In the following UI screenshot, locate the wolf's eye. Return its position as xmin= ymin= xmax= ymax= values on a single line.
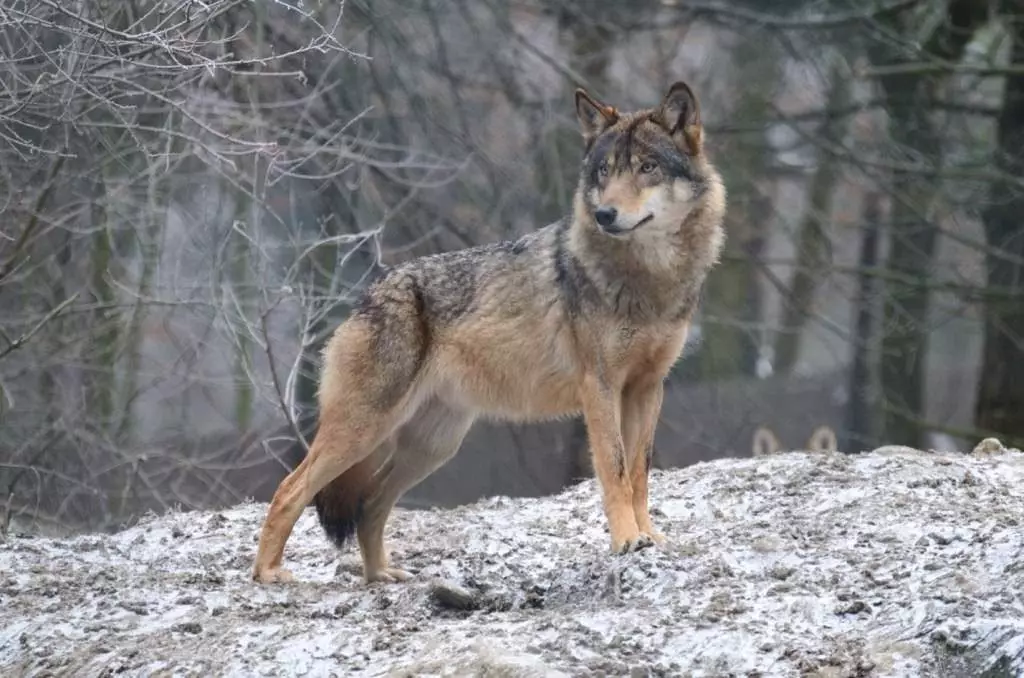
xmin=598 ymin=161 xmax=609 ymax=177
xmin=639 ymin=161 xmax=657 ymax=174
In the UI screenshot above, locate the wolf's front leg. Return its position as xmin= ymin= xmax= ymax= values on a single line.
xmin=621 ymin=380 xmax=665 ymax=544
xmin=580 ymin=375 xmax=652 ymax=553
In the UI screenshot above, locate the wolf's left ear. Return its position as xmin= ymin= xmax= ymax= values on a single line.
xmin=658 ymin=81 xmax=702 ymax=155
xmin=575 ymin=88 xmax=618 ymax=145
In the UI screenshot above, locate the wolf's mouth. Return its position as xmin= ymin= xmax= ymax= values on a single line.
xmin=608 ymin=213 xmax=653 ymax=235
xmin=600 ymin=213 xmax=654 ymax=236
xmin=631 ymin=214 xmax=654 ymax=230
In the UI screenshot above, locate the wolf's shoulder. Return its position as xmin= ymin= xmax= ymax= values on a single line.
xmin=355 ymin=218 xmax=563 ymax=302
xmin=390 ymin=218 xmax=564 ymax=275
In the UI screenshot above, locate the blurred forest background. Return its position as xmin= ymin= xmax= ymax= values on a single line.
xmin=2 ymin=0 xmax=1022 ymax=535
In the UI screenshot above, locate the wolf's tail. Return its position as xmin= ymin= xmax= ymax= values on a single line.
xmin=302 ymin=413 xmax=385 ymax=549
xmin=291 ymin=417 xmax=362 ymax=548
xmin=312 ymin=452 xmax=382 ymax=548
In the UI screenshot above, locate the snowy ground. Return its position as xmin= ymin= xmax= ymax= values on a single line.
xmin=3 ymin=443 xmax=1024 ymax=677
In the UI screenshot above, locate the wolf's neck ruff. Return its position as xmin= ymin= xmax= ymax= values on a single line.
xmin=565 ymin=180 xmax=724 ymax=325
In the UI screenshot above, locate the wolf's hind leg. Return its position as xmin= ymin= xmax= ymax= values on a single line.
xmin=252 ymin=302 xmax=427 ymax=585
xmin=357 ymin=397 xmax=474 ymax=583
xmin=252 ymin=418 xmax=391 ymax=584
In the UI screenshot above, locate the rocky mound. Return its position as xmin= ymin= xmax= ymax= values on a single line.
xmin=3 ymin=444 xmax=1024 ymax=677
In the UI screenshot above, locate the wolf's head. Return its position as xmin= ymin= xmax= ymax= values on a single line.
xmin=573 ymin=81 xmax=723 ymax=242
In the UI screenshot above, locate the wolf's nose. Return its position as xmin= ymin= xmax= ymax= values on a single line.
xmin=595 ymin=206 xmax=617 ymax=228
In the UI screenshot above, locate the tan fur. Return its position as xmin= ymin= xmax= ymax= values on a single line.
xmin=808 ymin=425 xmax=839 ymax=453
xmin=252 ymin=81 xmax=728 ymax=585
xmin=751 ymin=425 xmax=839 ymax=457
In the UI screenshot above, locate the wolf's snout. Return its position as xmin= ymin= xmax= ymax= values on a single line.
xmin=595 ymin=206 xmax=617 ymax=228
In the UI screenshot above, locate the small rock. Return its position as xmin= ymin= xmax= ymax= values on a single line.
xmin=482 ymin=592 xmax=513 ymax=612
xmin=870 ymin=444 xmax=921 ymax=456
xmin=335 ymin=559 xmax=363 ymax=578
xmin=429 ymin=578 xmax=478 ymax=610
xmin=119 ymin=601 xmax=148 ymax=616
xmin=856 ymin=659 xmax=877 ymax=675
xmin=172 ymin=621 xmax=202 ymax=634
xmin=604 ymin=568 xmax=624 ymax=603
xmin=835 ymin=600 xmax=870 ymax=615
xmin=971 ymin=437 xmax=1005 ymax=456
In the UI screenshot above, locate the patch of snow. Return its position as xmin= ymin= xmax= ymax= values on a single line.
xmin=2 ymin=447 xmax=1024 ymax=677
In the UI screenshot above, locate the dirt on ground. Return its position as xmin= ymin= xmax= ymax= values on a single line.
xmin=3 ymin=443 xmax=1024 ymax=677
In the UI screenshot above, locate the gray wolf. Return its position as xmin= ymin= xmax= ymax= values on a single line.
xmin=752 ymin=425 xmax=839 ymax=457
xmin=252 ymin=80 xmax=727 ymax=585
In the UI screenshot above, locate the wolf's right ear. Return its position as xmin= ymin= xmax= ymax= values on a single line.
xmin=575 ymin=88 xmax=618 ymax=144
xmin=752 ymin=426 xmax=779 ymax=458
xmin=658 ymin=81 xmax=703 ymax=155
xmin=807 ymin=425 xmax=838 ymax=453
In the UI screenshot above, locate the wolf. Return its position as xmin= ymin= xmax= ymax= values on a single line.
xmin=751 ymin=425 xmax=839 ymax=457
xmin=252 ymin=80 xmax=727 ymax=585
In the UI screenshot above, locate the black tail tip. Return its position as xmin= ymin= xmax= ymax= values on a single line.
xmin=313 ymin=490 xmax=363 ymax=549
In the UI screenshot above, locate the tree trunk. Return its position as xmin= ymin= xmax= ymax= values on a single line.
xmin=845 ymin=193 xmax=884 ymax=451
xmin=874 ymin=0 xmax=988 ymax=448
xmin=89 ymin=178 xmax=117 ymax=432
xmin=771 ymin=159 xmax=837 ymax=375
xmin=117 ymin=159 xmax=167 ymax=442
xmin=691 ymin=39 xmax=778 ymax=381
xmin=772 ymin=64 xmax=847 ymax=374
xmin=975 ymin=13 xmax=1024 ymax=445
xmin=878 ymin=173 xmax=940 ymax=448
xmin=231 ymin=192 xmax=254 ymax=432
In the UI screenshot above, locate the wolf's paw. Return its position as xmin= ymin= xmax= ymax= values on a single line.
xmin=636 ymin=517 xmax=666 ymax=544
xmin=365 ymin=567 xmax=414 ymax=584
xmin=252 ymin=566 xmax=294 ymax=584
xmin=642 ymin=529 xmax=666 ymax=545
xmin=612 ymin=533 xmax=655 ymax=554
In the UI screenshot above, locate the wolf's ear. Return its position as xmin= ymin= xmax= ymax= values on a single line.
xmin=752 ymin=426 xmax=779 ymax=458
xmin=575 ymin=88 xmax=618 ymax=144
xmin=807 ymin=425 xmax=838 ymax=453
xmin=658 ymin=81 xmax=703 ymax=155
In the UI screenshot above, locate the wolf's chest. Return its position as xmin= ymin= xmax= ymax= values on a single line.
xmin=604 ymin=321 xmax=690 ymax=378
xmin=598 ymin=276 xmax=696 ymax=327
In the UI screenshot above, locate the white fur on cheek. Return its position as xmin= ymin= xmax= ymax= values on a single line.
xmin=641 ymin=190 xmax=664 ymax=221
xmin=645 ymin=180 xmax=694 ymax=233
